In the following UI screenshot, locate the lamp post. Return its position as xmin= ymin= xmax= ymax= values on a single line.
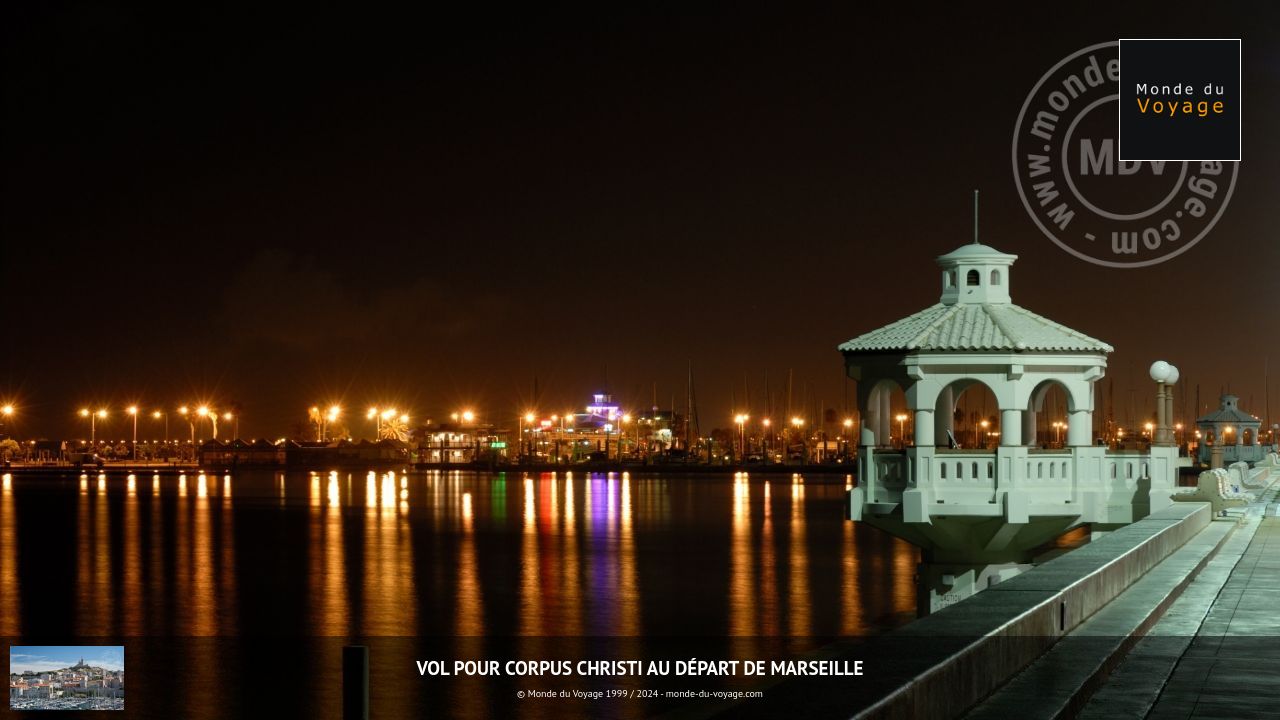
xmin=197 ymin=406 xmax=217 ymax=440
xmin=152 ymin=410 xmax=169 ymax=443
xmin=127 ymin=406 xmax=138 ymax=461
xmin=1 ymin=405 xmax=13 ymax=439
xmin=790 ymin=416 xmax=805 ymax=463
xmin=179 ymin=406 xmax=196 ymax=446
xmin=842 ymin=418 xmax=853 ymax=459
xmin=80 ymin=408 xmax=107 ymax=445
xmin=762 ymin=418 xmax=772 ymax=462
xmin=895 ymin=413 xmax=908 ymax=449
xmin=326 ymin=406 xmax=341 ymax=441
xmin=979 ymin=419 xmax=990 ymax=448
xmin=223 ymin=412 xmax=236 ymax=441
xmin=521 ymin=412 xmax=535 ymax=462
xmin=620 ymin=412 xmax=631 ymax=462
xmin=1148 ymin=361 xmax=1180 ymax=446
xmin=733 ymin=414 xmax=748 ymax=461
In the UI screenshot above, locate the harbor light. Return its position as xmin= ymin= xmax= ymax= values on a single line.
xmin=1 ymin=405 xmax=13 ymax=417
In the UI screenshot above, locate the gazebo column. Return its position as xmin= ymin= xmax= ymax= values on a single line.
xmin=1000 ymin=409 xmax=1022 ymax=446
xmin=914 ymin=409 xmax=935 ymax=447
xmin=879 ymin=390 xmax=892 ymax=446
xmin=1022 ymin=409 xmax=1037 ymax=447
xmin=934 ymin=386 xmax=953 ymax=447
xmin=1067 ymin=409 xmax=1092 ymax=446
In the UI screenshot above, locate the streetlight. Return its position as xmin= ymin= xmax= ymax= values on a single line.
xmin=179 ymin=406 xmax=195 ymax=446
xmin=461 ymin=410 xmax=475 ymax=424
xmin=895 ymin=413 xmax=908 ymax=448
xmin=733 ymin=414 xmax=748 ymax=461
xmin=1 ymin=405 xmax=13 ymax=440
xmin=197 ymin=406 xmax=217 ymax=440
xmin=223 ymin=411 xmax=236 ymax=440
xmin=330 ymin=404 xmax=345 ymax=438
xmin=520 ymin=412 xmax=535 ymax=461
xmin=81 ymin=408 xmax=107 ymax=444
xmin=620 ymin=413 xmax=632 ymax=461
xmin=127 ymin=406 xmax=138 ymax=461
xmin=842 ymin=418 xmax=853 ymax=458
xmin=979 ymin=419 xmax=990 ymax=448
xmin=152 ymin=410 xmax=169 ymax=443
xmin=790 ymin=416 xmax=805 ymax=461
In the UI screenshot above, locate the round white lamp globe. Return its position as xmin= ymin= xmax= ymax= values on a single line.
xmin=1149 ymin=360 xmax=1171 ymax=383
xmin=1165 ymin=365 xmax=1180 ymax=385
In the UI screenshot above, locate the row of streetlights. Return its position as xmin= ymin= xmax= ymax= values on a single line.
xmin=76 ymin=404 xmax=235 ymax=443
xmin=308 ymin=404 xmax=430 ymax=442
xmin=77 ymin=405 xmax=235 ymax=456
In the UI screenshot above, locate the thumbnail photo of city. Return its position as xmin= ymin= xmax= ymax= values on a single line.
xmin=9 ymin=645 xmax=124 ymax=711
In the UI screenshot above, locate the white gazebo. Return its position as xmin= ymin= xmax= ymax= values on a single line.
xmin=843 ymin=241 xmax=1178 ymax=613
xmin=1195 ymin=394 xmax=1267 ymax=467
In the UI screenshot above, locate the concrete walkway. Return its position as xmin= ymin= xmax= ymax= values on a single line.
xmin=1080 ymin=485 xmax=1280 ymax=719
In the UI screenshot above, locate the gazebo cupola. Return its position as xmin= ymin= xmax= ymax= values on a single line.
xmin=938 ymin=243 xmax=1017 ymax=305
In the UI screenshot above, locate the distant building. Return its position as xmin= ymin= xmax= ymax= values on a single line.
xmin=198 ymin=439 xmax=286 ymax=465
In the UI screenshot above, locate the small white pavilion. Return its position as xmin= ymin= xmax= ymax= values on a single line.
xmin=843 ymin=241 xmax=1178 ymax=613
xmin=1195 ymin=394 xmax=1266 ymax=466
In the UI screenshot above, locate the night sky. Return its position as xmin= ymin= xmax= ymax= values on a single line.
xmin=3 ymin=3 xmax=1279 ymax=440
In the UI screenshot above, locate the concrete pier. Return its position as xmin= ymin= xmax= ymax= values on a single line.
xmin=1078 ymin=484 xmax=1280 ymax=718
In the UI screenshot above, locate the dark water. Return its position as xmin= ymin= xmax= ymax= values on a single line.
xmin=0 ymin=470 xmax=917 ymax=718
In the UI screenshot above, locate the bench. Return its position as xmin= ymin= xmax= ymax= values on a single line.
xmin=1172 ymin=468 xmax=1254 ymax=515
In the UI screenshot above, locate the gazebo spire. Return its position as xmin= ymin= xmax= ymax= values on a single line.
xmin=973 ymin=189 xmax=979 ymax=245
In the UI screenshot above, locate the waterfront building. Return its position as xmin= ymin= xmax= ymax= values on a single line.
xmin=416 ymin=423 xmax=507 ymax=463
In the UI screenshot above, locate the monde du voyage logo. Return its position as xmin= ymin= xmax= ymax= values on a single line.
xmin=1012 ymin=41 xmax=1238 ymax=268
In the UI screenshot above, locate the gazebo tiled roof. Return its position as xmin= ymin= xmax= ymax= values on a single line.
xmin=1196 ymin=395 xmax=1259 ymax=425
xmin=839 ymin=302 xmax=1113 ymax=354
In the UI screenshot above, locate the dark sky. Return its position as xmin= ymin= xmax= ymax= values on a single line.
xmin=3 ymin=3 xmax=1279 ymax=440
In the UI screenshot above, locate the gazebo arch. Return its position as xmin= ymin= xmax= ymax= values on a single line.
xmin=931 ymin=378 xmax=1002 ymax=449
xmin=861 ymin=377 xmax=908 ymax=448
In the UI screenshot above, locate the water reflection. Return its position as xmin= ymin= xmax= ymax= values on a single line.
xmin=0 ymin=473 xmax=18 ymax=635
xmin=6 ymin=469 xmax=920 ymax=668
